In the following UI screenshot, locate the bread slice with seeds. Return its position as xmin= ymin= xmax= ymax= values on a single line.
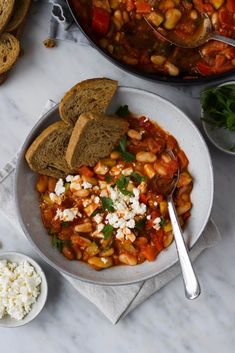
xmin=0 ymin=32 xmax=20 ymax=74
xmin=25 ymin=121 xmax=74 ymax=179
xmin=6 ymin=0 xmax=31 ymax=33
xmin=0 ymin=0 xmax=15 ymax=34
xmin=66 ymin=111 xmax=129 ymax=169
xmin=59 ymin=78 xmax=118 ymax=126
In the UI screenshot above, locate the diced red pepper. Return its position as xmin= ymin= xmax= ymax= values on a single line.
xmin=92 ymin=7 xmax=110 ymax=36
xmin=140 ymin=244 xmax=158 ymax=261
xmin=80 ymin=165 xmax=94 ymax=177
xmin=227 ymin=0 xmax=235 ymax=12
xmin=135 ymin=0 xmax=152 ymax=13
xmin=139 ymin=193 xmax=148 ymax=204
xmin=196 ymin=60 xmax=214 ymax=76
xmin=151 ymin=229 xmax=164 ymax=252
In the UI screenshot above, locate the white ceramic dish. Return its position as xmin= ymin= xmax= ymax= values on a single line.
xmin=0 ymin=252 xmax=48 ymax=328
xmin=201 ymin=81 xmax=235 ymax=156
xmin=14 ymin=86 xmax=214 ymax=285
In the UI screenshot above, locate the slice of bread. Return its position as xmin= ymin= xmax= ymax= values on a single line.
xmin=25 ymin=121 xmax=74 ymax=179
xmin=59 ymin=78 xmax=118 ymax=126
xmin=0 ymin=0 xmax=15 ymax=34
xmin=0 ymin=32 xmax=20 ymax=74
xmin=66 ymin=112 xmax=129 ymax=169
xmin=6 ymin=0 xmax=31 ymax=33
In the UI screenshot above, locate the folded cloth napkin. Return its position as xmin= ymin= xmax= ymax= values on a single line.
xmin=0 ymin=100 xmax=221 ymax=324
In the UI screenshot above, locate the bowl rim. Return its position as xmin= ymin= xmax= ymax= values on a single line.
xmin=66 ymin=0 xmax=235 ymax=86
xmin=14 ymin=86 xmax=214 ymax=285
xmin=0 ymin=251 xmax=48 ymax=328
xmin=201 ymin=80 xmax=235 ymax=156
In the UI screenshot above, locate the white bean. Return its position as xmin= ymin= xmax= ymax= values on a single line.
xmin=136 ymin=151 xmax=157 ymax=163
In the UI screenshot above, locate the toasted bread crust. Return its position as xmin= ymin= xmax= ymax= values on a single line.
xmin=6 ymin=0 xmax=31 ymax=33
xmin=59 ymin=78 xmax=118 ymax=125
xmin=0 ymin=32 xmax=20 ymax=74
xmin=0 ymin=0 xmax=15 ymax=35
xmin=66 ymin=112 xmax=129 ymax=168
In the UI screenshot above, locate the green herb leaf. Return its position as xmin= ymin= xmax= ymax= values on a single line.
xmin=91 ymin=208 xmax=101 ymax=217
xmin=102 ymin=224 xmax=114 ymax=239
xmin=135 ymin=218 xmax=146 ymax=231
xmin=130 ymin=172 xmax=147 ymax=184
xmin=101 ymin=197 xmax=115 ymax=212
xmin=201 ymin=84 xmax=235 ymax=131
xmin=116 ymin=175 xmax=134 ymax=196
xmin=116 ymin=105 xmax=130 ymax=117
xmin=230 ymin=144 xmax=235 ymax=152
xmin=118 ymin=136 xmax=135 ymax=162
xmin=105 ymin=175 xmax=113 ymax=183
xmin=61 ymin=221 xmax=70 ymax=228
xmin=159 ymin=217 xmax=166 ymax=228
xmin=51 ymin=235 xmax=63 ymax=252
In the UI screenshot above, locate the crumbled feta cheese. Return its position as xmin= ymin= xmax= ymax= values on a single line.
xmin=94 ymin=196 xmax=100 ymax=204
xmin=55 ymin=178 xmax=65 ymax=196
xmin=101 ymin=257 xmax=108 ymax=264
xmin=55 ymin=208 xmax=78 ymax=222
xmin=146 ymin=215 xmax=151 ymax=220
xmin=82 ymin=181 xmax=92 ymax=189
xmin=0 ymin=260 xmax=41 ymax=320
xmin=93 ymin=214 xmax=103 ymax=224
xmin=154 ymin=201 xmax=158 ymax=206
xmin=122 ymin=167 xmax=133 ymax=176
xmin=153 ymin=217 xmax=161 ymax=230
xmin=66 ymin=175 xmax=80 ymax=182
xmin=49 ymin=192 xmax=62 ymax=205
xmin=97 ymin=223 xmax=104 ymax=232
xmin=100 ymin=190 xmax=108 ymax=197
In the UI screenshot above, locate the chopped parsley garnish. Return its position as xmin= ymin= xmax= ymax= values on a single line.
xmin=201 ymin=84 xmax=235 ymax=131
xmin=105 ymin=175 xmax=113 ymax=183
xmin=51 ymin=235 xmax=64 ymax=252
xmin=102 ymin=224 xmax=114 ymax=239
xmin=61 ymin=221 xmax=70 ymax=228
xmin=91 ymin=208 xmax=101 ymax=217
xmin=130 ymin=172 xmax=147 ymax=183
xmin=101 ymin=197 xmax=115 ymax=212
xmin=118 ymin=136 xmax=135 ymax=162
xmin=116 ymin=104 xmax=130 ymax=117
xmin=159 ymin=217 xmax=166 ymax=228
xmin=116 ymin=175 xmax=134 ymax=196
xmin=135 ymin=218 xmax=146 ymax=231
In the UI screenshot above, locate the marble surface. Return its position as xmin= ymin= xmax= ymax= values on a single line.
xmin=0 ymin=2 xmax=235 ymax=352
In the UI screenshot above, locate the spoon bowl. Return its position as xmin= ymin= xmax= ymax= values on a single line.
xmin=145 ymin=14 xmax=235 ymax=49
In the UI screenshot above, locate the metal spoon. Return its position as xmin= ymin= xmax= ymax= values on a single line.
xmin=145 ymin=14 xmax=235 ymax=48
xmin=151 ymin=152 xmax=201 ymax=299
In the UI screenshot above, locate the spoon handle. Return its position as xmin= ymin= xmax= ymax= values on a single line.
xmin=211 ymin=34 xmax=235 ymax=47
xmin=167 ymin=196 xmax=201 ymax=300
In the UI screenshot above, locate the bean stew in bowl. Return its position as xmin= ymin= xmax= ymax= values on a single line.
xmin=68 ymin=0 xmax=235 ymax=81
xmin=15 ymin=85 xmax=213 ymax=285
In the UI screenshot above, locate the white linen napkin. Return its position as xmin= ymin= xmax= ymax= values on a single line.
xmin=0 ymin=100 xmax=221 ymax=324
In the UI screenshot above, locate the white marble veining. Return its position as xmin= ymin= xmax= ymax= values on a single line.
xmin=0 ymin=2 xmax=235 ymax=352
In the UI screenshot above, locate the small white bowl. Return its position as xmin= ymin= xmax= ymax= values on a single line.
xmin=0 ymin=252 xmax=48 ymax=328
xmin=201 ymin=81 xmax=235 ymax=156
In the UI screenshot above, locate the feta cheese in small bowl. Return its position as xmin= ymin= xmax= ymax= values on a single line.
xmin=0 ymin=252 xmax=48 ymax=327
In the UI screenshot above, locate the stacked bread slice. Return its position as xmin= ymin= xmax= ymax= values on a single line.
xmin=26 ymin=78 xmax=129 ymax=179
xmin=0 ymin=0 xmax=31 ymax=84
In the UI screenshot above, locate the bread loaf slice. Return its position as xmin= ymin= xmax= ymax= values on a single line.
xmin=66 ymin=112 xmax=129 ymax=169
xmin=59 ymin=78 xmax=118 ymax=126
xmin=0 ymin=0 xmax=15 ymax=34
xmin=25 ymin=121 xmax=74 ymax=178
xmin=0 ymin=32 xmax=20 ymax=74
xmin=6 ymin=0 xmax=31 ymax=33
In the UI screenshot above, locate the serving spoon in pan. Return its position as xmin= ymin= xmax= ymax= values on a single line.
xmin=145 ymin=14 xmax=235 ymax=48
xmin=151 ymin=151 xmax=201 ymax=299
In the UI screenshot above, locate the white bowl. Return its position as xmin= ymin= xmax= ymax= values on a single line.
xmin=14 ymin=86 xmax=214 ymax=285
xmin=201 ymin=81 xmax=235 ymax=156
xmin=0 ymin=252 xmax=48 ymax=327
